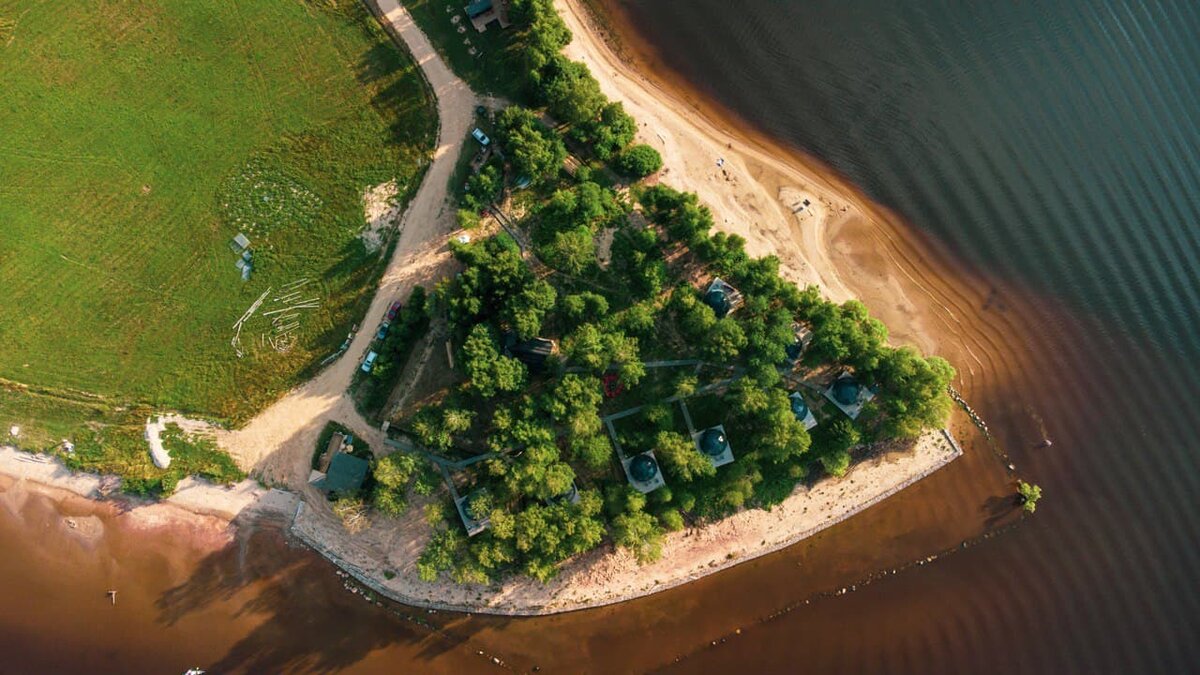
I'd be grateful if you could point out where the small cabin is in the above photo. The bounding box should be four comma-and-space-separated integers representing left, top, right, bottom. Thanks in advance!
311, 453, 369, 496
504, 334, 557, 371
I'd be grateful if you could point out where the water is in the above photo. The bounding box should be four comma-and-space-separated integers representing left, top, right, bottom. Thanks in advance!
600, 0, 1200, 671
4, 1, 1200, 672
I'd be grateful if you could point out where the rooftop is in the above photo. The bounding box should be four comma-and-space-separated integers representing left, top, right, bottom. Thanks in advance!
313, 452, 369, 495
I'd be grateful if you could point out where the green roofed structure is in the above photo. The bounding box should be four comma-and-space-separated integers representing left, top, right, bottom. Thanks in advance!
703, 277, 743, 319
310, 452, 369, 496
692, 425, 734, 468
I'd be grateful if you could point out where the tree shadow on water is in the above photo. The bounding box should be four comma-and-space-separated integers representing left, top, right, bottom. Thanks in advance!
154, 518, 490, 674
981, 493, 1020, 530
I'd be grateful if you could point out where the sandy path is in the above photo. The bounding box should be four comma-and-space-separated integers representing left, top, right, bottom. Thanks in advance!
217, 1, 476, 489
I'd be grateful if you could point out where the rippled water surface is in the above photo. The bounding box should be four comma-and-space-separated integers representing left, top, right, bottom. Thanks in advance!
3, 1, 1200, 672
606, 0, 1200, 671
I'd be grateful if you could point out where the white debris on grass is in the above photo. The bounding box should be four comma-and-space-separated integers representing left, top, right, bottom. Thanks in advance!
145, 417, 170, 469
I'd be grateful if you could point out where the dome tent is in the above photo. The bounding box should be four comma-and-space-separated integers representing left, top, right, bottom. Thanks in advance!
630, 453, 659, 482
832, 376, 861, 406
699, 428, 728, 457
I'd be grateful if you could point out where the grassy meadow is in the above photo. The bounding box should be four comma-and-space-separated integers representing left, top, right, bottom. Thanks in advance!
0, 0, 436, 441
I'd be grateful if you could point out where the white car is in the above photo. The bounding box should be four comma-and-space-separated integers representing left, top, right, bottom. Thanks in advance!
471, 128, 490, 146
361, 350, 378, 373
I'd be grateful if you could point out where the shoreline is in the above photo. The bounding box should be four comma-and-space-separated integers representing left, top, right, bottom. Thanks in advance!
0, 445, 297, 538
289, 429, 961, 616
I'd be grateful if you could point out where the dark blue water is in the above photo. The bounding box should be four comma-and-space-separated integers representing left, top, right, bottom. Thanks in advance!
602, 0, 1200, 671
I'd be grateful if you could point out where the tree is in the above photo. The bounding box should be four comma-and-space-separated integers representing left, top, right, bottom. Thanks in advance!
456, 208, 481, 230
373, 451, 421, 516
813, 418, 860, 478
418, 528, 465, 581
462, 161, 502, 210
703, 317, 747, 362
461, 323, 527, 398
496, 106, 566, 185
511, 0, 572, 83
569, 433, 614, 472
540, 56, 606, 126
560, 292, 609, 325
639, 184, 713, 245
1018, 481, 1042, 513
617, 301, 656, 337
544, 374, 603, 436
871, 348, 956, 439
583, 101, 637, 160
819, 450, 851, 478
612, 509, 663, 564
562, 324, 644, 385
534, 181, 623, 242
654, 430, 715, 482
614, 143, 663, 178
804, 299, 888, 372
542, 225, 596, 274
609, 226, 666, 298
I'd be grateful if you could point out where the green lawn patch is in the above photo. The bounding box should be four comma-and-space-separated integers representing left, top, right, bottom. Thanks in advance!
0, 0, 436, 437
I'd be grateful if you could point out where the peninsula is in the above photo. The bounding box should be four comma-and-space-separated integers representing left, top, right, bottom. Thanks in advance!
0, 0, 963, 616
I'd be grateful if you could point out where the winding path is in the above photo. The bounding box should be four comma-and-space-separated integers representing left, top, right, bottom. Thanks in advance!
218, 1, 478, 490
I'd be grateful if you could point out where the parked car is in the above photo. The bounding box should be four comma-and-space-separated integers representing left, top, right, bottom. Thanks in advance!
386, 300, 403, 321
471, 128, 490, 146
376, 322, 390, 340
361, 350, 378, 373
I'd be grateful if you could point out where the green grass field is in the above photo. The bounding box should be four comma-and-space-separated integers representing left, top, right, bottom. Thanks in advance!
0, 0, 436, 433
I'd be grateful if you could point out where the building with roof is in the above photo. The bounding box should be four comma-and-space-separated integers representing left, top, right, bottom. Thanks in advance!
789, 392, 818, 430
463, 0, 510, 32
621, 451, 666, 493
703, 277, 743, 319
692, 425, 734, 468
455, 490, 491, 536
310, 452, 370, 496
504, 334, 557, 371
823, 373, 876, 419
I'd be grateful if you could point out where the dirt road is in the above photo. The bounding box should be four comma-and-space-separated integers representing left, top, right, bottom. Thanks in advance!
218, 1, 477, 489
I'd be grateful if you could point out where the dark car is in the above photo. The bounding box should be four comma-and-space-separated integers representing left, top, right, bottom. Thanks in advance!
376, 322, 390, 340
386, 300, 402, 321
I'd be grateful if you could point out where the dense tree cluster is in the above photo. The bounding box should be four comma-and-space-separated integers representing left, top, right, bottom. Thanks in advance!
392, 5, 958, 587
443, 235, 557, 339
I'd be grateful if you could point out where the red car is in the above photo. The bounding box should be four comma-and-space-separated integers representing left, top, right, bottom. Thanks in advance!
386, 300, 402, 321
